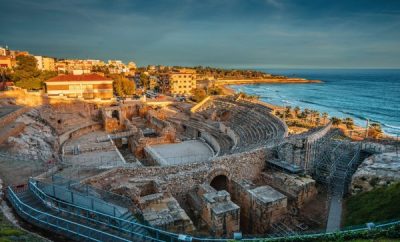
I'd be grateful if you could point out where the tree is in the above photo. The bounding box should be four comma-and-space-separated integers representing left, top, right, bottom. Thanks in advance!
285, 106, 292, 118
331, 117, 342, 126
110, 74, 135, 97
322, 112, 329, 124
368, 123, 383, 139
207, 86, 223, 95
190, 88, 207, 102
139, 73, 150, 91
343, 117, 355, 129
294, 106, 300, 118
11, 56, 57, 90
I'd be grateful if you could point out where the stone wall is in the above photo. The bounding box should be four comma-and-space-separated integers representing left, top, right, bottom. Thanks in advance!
0, 107, 29, 128
260, 171, 317, 208
277, 123, 332, 173
86, 148, 267, 203
229, 179, 288, 234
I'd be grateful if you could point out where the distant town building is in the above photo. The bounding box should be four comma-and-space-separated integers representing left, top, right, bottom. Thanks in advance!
0, 46, 7, 56
44, 74, 114, 100
0, 56, 16, 68
108, 60, 128, 74
127, 61, 137, 69
149, 76, 159, 90
35, 56, 56, 71
160, 69, 197, 95
55, 59, 105, 74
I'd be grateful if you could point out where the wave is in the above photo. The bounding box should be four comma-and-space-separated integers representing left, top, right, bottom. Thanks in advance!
382, 123, 400, 130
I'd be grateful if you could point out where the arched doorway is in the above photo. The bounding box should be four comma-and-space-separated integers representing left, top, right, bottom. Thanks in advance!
210, 175, 229, 191
111, 110, 119, 119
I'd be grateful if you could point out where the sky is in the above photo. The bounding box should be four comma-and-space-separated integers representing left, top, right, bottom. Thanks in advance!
1, 0, 400, 68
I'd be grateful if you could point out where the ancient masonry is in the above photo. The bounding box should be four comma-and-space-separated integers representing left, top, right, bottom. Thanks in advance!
3, 94, 368, 240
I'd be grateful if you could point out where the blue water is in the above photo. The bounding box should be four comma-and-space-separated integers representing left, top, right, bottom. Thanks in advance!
230, 69, 400, 136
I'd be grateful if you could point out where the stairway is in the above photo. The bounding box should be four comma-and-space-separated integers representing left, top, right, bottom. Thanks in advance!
7, 180, 174, 242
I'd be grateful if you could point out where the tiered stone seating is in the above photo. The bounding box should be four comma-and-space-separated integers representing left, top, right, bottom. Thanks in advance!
197, 98, 287, 153
184, 119, 233, 155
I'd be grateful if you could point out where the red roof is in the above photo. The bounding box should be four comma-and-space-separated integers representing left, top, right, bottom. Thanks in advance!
46, 74, 113, 82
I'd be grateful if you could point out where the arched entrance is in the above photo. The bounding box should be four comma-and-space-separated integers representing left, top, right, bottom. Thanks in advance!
210, 175, 229, 191
111, 110, 119, 119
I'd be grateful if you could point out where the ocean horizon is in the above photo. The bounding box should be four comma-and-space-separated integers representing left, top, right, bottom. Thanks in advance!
229, 68, 400, 136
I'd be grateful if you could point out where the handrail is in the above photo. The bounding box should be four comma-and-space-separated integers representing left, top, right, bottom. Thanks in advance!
28, 179, 179, 241
9, 181, 400, 242
7, 186, 132, 242
28, 181, 164, 242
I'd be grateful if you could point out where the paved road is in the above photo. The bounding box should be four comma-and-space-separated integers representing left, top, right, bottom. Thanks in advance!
326, 194, 342, 232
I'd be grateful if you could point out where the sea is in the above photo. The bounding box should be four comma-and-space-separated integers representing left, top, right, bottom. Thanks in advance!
229, 69, 400, 136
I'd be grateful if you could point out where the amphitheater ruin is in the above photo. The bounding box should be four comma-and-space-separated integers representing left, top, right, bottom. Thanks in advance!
0, 91, 394, 241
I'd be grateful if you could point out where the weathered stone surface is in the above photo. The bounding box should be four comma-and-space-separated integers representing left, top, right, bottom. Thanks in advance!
260, 171, 317, 208
351, 152, 400, 194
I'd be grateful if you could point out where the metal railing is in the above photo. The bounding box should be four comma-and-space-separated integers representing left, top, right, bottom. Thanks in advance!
28, 180, 166, 242
7, 179, 400, 242
7, 186, 133, 242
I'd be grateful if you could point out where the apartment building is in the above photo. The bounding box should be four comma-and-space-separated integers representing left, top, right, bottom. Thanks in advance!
45, 74, 114, 100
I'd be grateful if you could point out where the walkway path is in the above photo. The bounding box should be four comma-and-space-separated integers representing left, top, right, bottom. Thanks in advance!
326, 194, 342, 232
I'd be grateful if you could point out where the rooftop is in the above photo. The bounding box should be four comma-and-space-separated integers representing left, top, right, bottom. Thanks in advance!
45, 74, 113, 82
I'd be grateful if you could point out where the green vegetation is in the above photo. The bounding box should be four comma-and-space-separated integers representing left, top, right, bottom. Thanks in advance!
331, 117, 343, 126
258, 223, 400, 242
190, 88, 207, 102
207, 86, 223, 95
166, 66, 272, 79
139, 73, 150, 91
10, 56, 57, 90
0, 212, 45, 241
237, 92, 260, 100
368, 123, 383, 139
110, 74, 135, 97
344, 182, 400, 226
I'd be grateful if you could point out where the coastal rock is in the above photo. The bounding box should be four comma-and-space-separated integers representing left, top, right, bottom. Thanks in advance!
350, 152, 400, 194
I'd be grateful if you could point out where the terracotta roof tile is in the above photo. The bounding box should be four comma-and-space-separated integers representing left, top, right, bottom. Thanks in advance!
45, 74, 113, 82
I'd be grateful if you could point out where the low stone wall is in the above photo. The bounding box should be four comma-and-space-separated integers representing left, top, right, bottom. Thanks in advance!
0, 107, 29, 128
200, 131, 220, 156
190, 96, 211, 113
59, 123, 102, 145
219, 123, 238, 149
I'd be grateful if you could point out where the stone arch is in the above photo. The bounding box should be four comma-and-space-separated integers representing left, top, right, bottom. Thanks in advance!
210, 175, 229, 191
111, 110, 120, 120
206, 167, 231, 191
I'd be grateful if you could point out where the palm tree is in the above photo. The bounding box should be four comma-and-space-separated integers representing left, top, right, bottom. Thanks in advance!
322, 112, 328, 124
331, 117, 342, 126
294, 106, 300, 118
343, 117, 354, 129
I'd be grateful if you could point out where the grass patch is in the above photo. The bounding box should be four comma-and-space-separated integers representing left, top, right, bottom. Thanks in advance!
344, 182, 400, 226
0, 211, 45, 241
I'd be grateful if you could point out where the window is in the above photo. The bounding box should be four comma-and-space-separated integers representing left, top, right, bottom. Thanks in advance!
69, 84, 81, 91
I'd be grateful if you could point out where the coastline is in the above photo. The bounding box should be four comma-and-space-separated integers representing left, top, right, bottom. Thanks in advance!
220, 82, 394, 139
217, 77, 321, 99
216, 78, 321, 86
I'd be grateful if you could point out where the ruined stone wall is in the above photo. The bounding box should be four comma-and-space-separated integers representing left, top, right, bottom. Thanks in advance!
0, 107, 29, 127
86, 148, 267, 203
260, 172, 317, 208
229, 180, 288, 234
278, 122, 332, 173
58, 123, 102, 145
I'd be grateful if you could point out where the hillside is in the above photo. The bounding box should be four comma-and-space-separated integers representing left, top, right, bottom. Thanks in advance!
344, 182, 400, 226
